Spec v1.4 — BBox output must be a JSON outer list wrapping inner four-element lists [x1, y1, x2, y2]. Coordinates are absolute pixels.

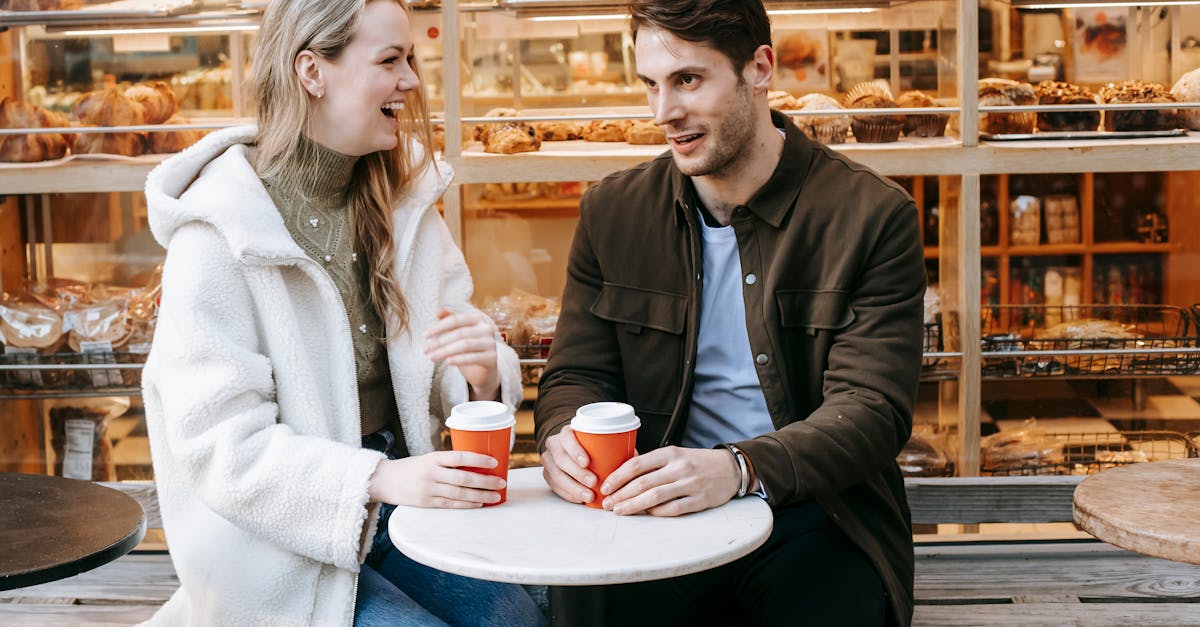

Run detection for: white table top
[[388, 466, 774, 585]]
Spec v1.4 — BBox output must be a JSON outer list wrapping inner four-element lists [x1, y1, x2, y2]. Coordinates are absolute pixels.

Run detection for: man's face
[[635, 26, 758, 178]]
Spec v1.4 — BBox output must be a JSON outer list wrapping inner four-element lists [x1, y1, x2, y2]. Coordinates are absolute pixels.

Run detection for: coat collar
[[145, 125, 452, 264], [670, 110, 814, 229]]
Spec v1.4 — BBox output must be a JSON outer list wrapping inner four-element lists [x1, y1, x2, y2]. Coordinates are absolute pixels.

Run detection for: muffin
[[843, 81, 904, 143], [792, 93, 849, 144], [978, 78, 1037, 135], [1169, 68, 1200, 131], [1098, 80, 1177, 131], [1034, 81, 1100, 132], [767, 90, 799, 112], [895, 90, 948, 137]]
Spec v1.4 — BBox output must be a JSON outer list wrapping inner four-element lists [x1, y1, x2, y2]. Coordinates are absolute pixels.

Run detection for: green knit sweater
[[260, 138, 402, 449]]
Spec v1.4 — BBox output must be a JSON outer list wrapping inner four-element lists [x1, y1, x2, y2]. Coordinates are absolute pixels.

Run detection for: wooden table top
[[0, 473, 146, 591], [1073, 459, 1200, 566], [388, 466, 773, 585]]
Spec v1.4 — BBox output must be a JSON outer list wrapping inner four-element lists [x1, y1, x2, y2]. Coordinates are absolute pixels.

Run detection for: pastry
[[66, 299, 131, 353], [977, 78, 1037, 135], [125, 81, 179, 125], [624, 120, 666, 145], [431, 123, 445, 153], [896, 90, 948, 137], [473, 107, 518, 144], [482, 122, 541, 154], [72, 88, 145, 156], [1033, 81, 1100, 132], [73, 126, 144, 156], [583, 119, 632, 142], [1099, 81, 1177, 131], [0, 97, 70, 162], [147, 115, 205, 154], [1170, 68, 1200, 130], [792, 93, 849, 144], [535, 120, 583, 141], [767, 90, 799, 112], [844, 81, 904, 143], [0, 299, 64, 350]]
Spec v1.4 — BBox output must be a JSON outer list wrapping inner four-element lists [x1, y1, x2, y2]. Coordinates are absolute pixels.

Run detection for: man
[[534, 0, 924, 625]]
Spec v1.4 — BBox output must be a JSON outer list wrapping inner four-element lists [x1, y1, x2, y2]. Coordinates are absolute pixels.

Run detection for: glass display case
[[2, 0, 1200, 503]]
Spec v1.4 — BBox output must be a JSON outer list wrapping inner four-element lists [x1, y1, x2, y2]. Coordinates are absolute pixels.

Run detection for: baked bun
[[147, 115, 204, 154], [1034, 81, 1099, 132], [474, 108, 518, 144], [125, 81, 178, 125], [73, 87, 144, 127], [1170, 68, 1200, 130], [767, 90, 799, 111], [978, 78, 1037, 134], [793, 93, 849, 144], [0, 97, 70, 162], [625, 120, 666, 145], [535, 120, 583, 141], [582, 119, 632, 142], [482, 122, 541, 154], [1100, 81, 1177, 131], [896, 90, 949, 137], [844, 81, 904, 143]]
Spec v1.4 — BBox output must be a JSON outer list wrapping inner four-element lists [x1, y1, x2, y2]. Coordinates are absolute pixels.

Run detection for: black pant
[[549, 501, 887, 627]]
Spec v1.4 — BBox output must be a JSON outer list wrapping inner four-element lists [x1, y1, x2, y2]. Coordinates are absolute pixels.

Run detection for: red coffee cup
[[446, 401, 514, 506], [571, 402, 640, 509]]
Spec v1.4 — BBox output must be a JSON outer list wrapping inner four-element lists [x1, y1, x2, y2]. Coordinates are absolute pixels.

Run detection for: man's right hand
[[541, 426, 599, 504]]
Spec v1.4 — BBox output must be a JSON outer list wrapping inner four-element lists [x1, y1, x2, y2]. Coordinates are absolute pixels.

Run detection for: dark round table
[[0, 473, 146, 591]]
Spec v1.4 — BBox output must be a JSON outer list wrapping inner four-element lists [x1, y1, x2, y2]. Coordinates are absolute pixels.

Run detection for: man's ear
[[294, 50, 324, 98], [747, 44, 776, 94]]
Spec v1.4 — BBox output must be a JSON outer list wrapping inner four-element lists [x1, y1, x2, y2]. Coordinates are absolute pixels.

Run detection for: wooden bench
[[908, 476, 1200, 626], [3, 478, 1199, 626]]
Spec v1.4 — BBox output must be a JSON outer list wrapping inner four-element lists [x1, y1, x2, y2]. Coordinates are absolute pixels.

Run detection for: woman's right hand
[[368, 451, 506, 508]]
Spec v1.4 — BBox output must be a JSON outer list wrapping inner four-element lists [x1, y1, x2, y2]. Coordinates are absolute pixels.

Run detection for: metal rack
[[982, 430, 1199, 477]]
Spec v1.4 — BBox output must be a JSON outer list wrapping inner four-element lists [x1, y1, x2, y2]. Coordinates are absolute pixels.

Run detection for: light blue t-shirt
[[681, 212, 776, 450]]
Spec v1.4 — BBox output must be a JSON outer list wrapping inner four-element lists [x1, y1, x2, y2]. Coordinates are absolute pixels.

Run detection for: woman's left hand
[[424, 309, 500, 400]]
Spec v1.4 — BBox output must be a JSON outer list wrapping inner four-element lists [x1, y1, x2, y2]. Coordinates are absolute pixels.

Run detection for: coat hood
[[144, 125, 452, 261]]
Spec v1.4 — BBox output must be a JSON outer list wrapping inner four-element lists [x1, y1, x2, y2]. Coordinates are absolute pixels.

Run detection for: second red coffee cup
[[571, 402, 640, 509], [446, 400, 514, 506]]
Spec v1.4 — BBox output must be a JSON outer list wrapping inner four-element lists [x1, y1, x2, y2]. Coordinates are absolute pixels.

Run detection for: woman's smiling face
[[307, 0, 419, 156]]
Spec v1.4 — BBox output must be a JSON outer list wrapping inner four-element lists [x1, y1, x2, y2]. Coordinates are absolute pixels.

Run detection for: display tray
[[978, 304, 1200, 378], [981, 129, 1187, 141], [0, 0, 199, 25], [0, 351, 145, 391], [982, 430, 1199, 477]]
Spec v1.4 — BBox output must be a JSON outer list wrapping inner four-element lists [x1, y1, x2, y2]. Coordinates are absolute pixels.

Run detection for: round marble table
[[388, 466, 773, 585], [0, 473, 146, 591], [1073, 459, 1200, 565]]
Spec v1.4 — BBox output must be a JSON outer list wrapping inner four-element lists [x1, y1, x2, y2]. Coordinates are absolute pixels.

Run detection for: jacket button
[[755, 353, 769, 365], [745, 273, 757, 285]]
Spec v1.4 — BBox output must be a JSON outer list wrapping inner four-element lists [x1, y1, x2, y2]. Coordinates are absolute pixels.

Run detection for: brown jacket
[[535, 111, 924, 626]]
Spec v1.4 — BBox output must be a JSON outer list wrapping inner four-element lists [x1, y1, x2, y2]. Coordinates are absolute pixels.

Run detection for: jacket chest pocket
[[777, 289, 855, 336], [591, 283, 686, 413]]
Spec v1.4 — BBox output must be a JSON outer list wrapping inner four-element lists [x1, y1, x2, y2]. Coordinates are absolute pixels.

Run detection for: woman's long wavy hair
[[252, 0, 435, 339]]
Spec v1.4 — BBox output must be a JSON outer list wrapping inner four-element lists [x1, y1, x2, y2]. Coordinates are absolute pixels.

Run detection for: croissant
[[126, 82, 178, 125], [73, 126, 144, 157], [73, 87, 145, 127], [147, 115, 204, 154], [0, 97, 70, 162]]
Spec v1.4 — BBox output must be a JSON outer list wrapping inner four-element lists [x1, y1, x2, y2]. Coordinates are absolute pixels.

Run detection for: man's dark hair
[[628, 0, 772, 73]]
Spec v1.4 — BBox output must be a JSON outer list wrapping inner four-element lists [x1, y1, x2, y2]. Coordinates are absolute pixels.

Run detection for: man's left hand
[[600, 446, 740, 516]]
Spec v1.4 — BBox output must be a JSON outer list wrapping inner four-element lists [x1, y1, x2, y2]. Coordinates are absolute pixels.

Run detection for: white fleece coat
[[140, 126, 522, 626]]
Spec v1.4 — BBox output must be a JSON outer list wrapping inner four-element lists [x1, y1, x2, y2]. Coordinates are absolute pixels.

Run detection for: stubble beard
[[672, 81, 758, 179]]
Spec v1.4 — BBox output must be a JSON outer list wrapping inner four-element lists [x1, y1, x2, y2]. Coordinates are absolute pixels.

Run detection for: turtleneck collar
[[261, 135, 358, 207]]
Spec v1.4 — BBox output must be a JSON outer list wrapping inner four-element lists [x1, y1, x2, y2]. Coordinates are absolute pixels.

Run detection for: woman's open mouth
[[381, 101, 405, 119]]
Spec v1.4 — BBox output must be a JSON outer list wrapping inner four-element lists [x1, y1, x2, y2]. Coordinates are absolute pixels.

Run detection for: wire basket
[[979, 304, 1200, 378], [0, 351, 145, 391], [982, 430, 1199, 477]]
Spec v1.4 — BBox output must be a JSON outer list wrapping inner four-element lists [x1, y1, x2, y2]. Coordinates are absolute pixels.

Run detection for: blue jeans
[[354, 503, 548, 627]]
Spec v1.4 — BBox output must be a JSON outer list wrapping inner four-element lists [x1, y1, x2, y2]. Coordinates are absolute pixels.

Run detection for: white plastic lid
[[446, 401, 515, 431], [571, 402, 641, 435]]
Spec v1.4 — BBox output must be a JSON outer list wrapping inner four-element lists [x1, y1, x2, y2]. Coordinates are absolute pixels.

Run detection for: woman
[[141, 0, 544, 625]]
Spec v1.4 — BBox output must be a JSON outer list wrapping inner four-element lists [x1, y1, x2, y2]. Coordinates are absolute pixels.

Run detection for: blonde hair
[[252, 0, 435, 339]]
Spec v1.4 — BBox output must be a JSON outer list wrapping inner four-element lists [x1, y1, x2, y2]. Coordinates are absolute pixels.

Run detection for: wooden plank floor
[[0, 554, 174, 626]]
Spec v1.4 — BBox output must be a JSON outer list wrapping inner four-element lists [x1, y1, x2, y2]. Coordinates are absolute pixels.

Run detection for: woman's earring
[[316, 88, 325, 99]]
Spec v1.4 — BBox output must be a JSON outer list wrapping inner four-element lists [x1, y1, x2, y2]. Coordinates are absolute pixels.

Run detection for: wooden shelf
[[469, 196, 581, 214], [2, 134, 1199, 193], [1090, 242, 1173, 254], [1006, 244, 1087, 256]]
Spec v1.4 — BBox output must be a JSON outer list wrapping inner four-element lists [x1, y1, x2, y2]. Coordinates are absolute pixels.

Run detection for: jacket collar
[[671, 110, 813, 229]]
